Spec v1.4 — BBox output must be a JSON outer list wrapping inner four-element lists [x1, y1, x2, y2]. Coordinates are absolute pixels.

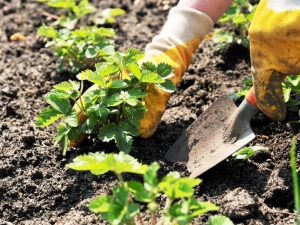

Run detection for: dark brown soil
[[1, 0, 300, 224]]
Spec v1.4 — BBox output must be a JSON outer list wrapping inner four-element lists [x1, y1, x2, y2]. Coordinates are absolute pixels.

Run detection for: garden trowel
[[164, 87, 259, 178]]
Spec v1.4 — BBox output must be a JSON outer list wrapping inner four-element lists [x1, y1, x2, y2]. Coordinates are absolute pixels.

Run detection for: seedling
[[232, 146, 269, 160], [93, 8, 126, 25], [38, 24, 116, 73], [38, 0, 96, 29], [66, 151, 234, 225], [39, 0, 125, 29], [35, 48, 176, 155], [210, 0, 257, 49]]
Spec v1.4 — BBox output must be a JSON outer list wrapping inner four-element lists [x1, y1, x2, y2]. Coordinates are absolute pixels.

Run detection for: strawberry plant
[[92, 8, 126, 25], [66, 151, 234, 225], [35, 48, 176, 155], [38, 24, 116, 73], [39, 0, 125, 29], [38, 0, 96, 29], [211, 0, 257, 49]]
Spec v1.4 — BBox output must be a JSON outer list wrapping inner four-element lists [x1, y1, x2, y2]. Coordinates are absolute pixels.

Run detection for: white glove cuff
[[145, 6, 214, 57]]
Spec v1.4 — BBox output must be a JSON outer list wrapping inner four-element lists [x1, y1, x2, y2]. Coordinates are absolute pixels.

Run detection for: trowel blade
[[164, 94, 255, 178]]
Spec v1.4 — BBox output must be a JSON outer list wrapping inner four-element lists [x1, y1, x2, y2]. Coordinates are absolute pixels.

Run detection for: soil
[[1, 0, 300, 224]]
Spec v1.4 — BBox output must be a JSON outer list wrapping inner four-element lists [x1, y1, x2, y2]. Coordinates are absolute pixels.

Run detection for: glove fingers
[[252, 69, 286, 121]]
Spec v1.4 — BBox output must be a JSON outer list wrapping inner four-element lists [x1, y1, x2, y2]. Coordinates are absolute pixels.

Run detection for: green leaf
[[98, 123, 118, 142], [89, 195, 112, 213], [66, 152, 109, 175], [38, 23, 58, 38], [141, 61, 156, 72], [68, 126, 80, 140], [59, 16, 78, 30], [127, 90, 147, 99], [159, 172, 201, 199], [86, 103, 110, 122], [95, 63, 119, 78], [156, 80, 176, 93], [45, 93, 70, 114], [144, 162, 160, 191], [128, 63, 141, 80], [127, 203, 140, 218], [85, 46, 97, 58], [77, 69, 96, 80], [53, 80, 78, 91], [99, 122, 137, 153], [282, 82, 292, 102], [81, 115, 97, 134], [167, 197, 219, 224], [123, 48, 144, 65], [107, 52, 123, 69], [156, 62, 173, 79], [127, 181, 152, 202], [286, 75, 300, 87], [43, 0, 76, 9], [54, 123, 69, 145], [109, 79, 129, 89], [35, 108, 64, 127], [65, 109, 78, 127], [101, 8, 125, 17], [114, 186, 129, 205], [114, 132, 133, 154], [83, 88, 104, 104], [66, 151, 148, 175], [107, 93, 124, 106], [141, 70, 165, 83], [124, 105, 145, 127], [74, 0, 96, 17], [208, 215, 234, 225], [125, 97, 138, 106]]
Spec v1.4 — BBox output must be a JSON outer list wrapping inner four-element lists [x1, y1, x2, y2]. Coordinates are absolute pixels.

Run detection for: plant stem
[[42, 11, 59, 20], [117, 173, 144, 225], [151, 213, 156, 225], [164, 197, 173, 212], [78, 80, 85, 112]]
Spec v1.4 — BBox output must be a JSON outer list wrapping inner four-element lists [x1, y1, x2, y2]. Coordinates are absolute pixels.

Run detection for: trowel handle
[[245, 87, 257, 108], [245, 74, 287, 108]]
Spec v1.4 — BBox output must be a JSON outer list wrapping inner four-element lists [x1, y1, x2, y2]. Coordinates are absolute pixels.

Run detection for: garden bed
[[1, 0, 300, 224]]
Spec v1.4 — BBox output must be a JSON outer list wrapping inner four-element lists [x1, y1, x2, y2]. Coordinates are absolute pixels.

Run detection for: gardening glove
[[138, 6, 213, 138], [249, 0, 300, 121]]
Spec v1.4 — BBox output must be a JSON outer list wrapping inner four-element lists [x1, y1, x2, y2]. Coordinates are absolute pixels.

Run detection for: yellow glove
[[138, 6, 213, 138], [249, 0, 300, 121]]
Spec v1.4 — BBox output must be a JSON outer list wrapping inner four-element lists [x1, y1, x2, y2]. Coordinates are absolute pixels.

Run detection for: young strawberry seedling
[[66, 151, 234, 225], [35, 48, 176, 155], [210, 0, 257, 49], [39, 0, 125, 29], [38, 24, 116, 73]]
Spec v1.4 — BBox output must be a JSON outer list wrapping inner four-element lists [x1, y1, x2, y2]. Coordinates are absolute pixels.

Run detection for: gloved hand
[[249, 0, 300, 121], [138, 6, 213, 138]]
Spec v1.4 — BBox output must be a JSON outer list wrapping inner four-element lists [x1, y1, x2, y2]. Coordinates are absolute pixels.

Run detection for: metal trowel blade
[[164, 94, 255, 178]]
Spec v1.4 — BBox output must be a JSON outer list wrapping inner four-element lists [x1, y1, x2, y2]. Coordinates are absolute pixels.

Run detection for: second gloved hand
[[249, 0, 300, 121]]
